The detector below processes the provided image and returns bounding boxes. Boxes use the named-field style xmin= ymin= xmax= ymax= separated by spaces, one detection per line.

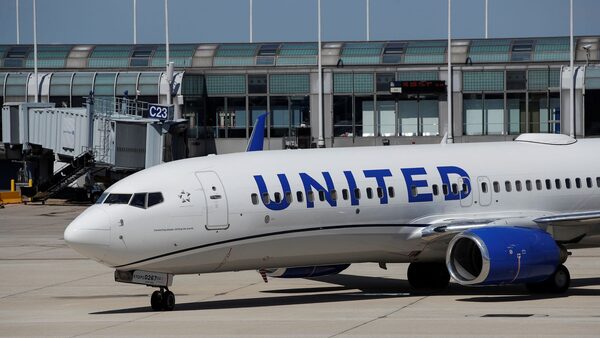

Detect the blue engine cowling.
xmin=264 ymin=264 xmax=350 ymax=278
xmin=446 ymin=227 xmax=560 ymax=286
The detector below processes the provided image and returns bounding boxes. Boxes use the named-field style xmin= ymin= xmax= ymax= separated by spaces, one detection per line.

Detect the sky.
xmin=0 ymin=0 xmax=599 ymax=45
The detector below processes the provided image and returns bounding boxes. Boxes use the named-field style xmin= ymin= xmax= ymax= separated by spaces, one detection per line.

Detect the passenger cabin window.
xmin=596 ymin=177 xmax=600 ymax=188
xmin=505 ymin=181 xmax=512 ymax=192
xmin=493 ymin=181 xmax=500 ymax=193
xmin=442 ymin=184 xmax=449 ymax=196
xmin=354 ymin=188 xmax=361 ymax=200
xmin=274 ymin=192 xmax=282 ymax=203
xmin=285 ymin=192 xmax=293 ymax=204
xmin=432 ymin=184 xmax=439 ymax=196
xmin=587 ymin=177 xmax=593 ymax=188
xmin=331 ymin=190 xmax=338 ymax=201
xmin=462 ymin=184 xmax=468 ymax=194
xmin=565 ymin=178 xmax=572 ymax=189
xmin=251 ymin=193 xmax=259 ymax=205
xmin=535 ymin=179 xmax=542 ymax=190
xmin=575 ymin=178 xmax=582 ymax=189
xmin=296 ymin=191 xmax=304 ymax=203
xmin=262 ymin=192 xmax=270 ymax=204
xmin=130 ymin=193 xmax=146 ymax=208
xmin=481 ymin=182 xmax=488 ymax=194
xmin=342 ymin=189 xmax=349 ymax=200
xmin=525 ymin=180 xmax=532 ymax=191
xmin=411 ymin=186 xmax=418 ymax=197
xmin=366 ymin=187 xmax=373 ymax=199
xmin=377 ymin=187 xmax=384 ymax=199
xmin=545 ymin=179 xmax=552 ymax=190
xmin=388 ymin=187 xmax=395 ymax=198
xmin=555 ymin=179 xmax=562 ymax=190
xmin=515 ymin=180 xmax=522 ymax=192
xmin=104 ymin=193 xmax=132 ymax=204
xmin=307 ymin=191 xmax=315 ymax=202
xmin=147 ymin=192 xmax=164 ymax=207
xmin=318 ymin=190 xmax=325 ymax=202
xmin=451 ymin=184 xmax=459 ymax=195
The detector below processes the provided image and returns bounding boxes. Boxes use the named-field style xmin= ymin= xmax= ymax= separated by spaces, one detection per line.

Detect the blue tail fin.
xmin=246 ymin=113 xmax=267 ymax=152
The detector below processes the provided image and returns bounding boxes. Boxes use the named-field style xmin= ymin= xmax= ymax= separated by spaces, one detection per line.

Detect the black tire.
xmin=150 ymin=290 xmax=163 ymax=311
xmin=526 ymin=265 xmax=570 ymax=294
xmin=408 ymin=262 xmax=450 ymax=290
xmin=162 ymin=291 xmax=175 ymax=311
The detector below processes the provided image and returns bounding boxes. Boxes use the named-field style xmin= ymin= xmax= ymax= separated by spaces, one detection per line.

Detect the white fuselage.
xmin=64 ymin=137 xmax=600 ymax=275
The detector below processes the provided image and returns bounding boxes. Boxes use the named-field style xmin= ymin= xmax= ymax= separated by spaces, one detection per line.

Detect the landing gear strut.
xmin=526 ymin=264 xmax=571 ymax=294
xmin=407 ymin=262 xmax=450 ymax=290
xmin=151 ymin=288 xmax=175 ymax=311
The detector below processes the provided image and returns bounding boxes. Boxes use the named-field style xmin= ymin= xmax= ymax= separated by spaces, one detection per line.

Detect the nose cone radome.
xmin=64 ymin=207 xmax=111 ymax=262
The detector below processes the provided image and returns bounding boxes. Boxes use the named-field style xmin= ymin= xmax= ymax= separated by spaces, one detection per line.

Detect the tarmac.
xmin=1 ymin=201 xmax=600 ymax=337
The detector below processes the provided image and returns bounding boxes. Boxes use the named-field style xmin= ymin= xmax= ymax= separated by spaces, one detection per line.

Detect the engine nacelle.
xmin=446 ymin=227 xmax=560 ymax=286
xmin=264 ymin=264 xmax=350 ymax=278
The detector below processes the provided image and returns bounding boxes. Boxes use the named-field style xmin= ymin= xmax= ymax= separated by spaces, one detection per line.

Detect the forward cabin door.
xmin=195 ymin=171 xmax=229 ymax=230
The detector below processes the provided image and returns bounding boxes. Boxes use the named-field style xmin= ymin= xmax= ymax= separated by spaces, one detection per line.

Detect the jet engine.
xmin=263 ymin=264 xmax=350 ymax=278
xmin=446 ymin=227 xmax=560 ymax=286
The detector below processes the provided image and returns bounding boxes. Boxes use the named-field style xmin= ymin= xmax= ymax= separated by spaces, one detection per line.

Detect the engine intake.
xmin=446 ymin=227 xmax=560 ymax=286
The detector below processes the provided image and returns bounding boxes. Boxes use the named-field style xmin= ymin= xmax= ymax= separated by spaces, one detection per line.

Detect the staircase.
xmin=21 ymin=151 xmax=95 ymax=202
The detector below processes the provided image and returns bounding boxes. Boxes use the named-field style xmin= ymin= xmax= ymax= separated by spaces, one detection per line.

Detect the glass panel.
xmin=333 ymin=96 xmax=353 ymax=137
xmin=248 ymin=75 xmax=267 ymax=94
xmin=421 ymin=98 xmax=439 ymax=136
xmin=270 ymin=96 xmax=289 ymax=138
xmin=508 ymin=93 xmax=526 ymax=134
xmin=376 ymin=73 xmax=394 ymax=92
xmin=227 ymin=97 xmax=247 ymax=138
xmin=377 ymin=98 xmax=395 ymax=137
xmin=333 ymin=73 xmax=353 ymax=93
xmin=270 ymin=74 xmax=309 ymax=94
xmin=209 ymin=97 xmax=226 ymax=138
xmin=357 ymin=97 xmax=374 ymax=137
xmin=50 ymin=73 xmax=73 ymax=96
xmin=463 ymin=72 xmax=504 ymax=92
xmin=147 ymin=192 xmax=164 ymax=207
xmin=291 ymin=96 xmax=310 ymax=127
xmin=138 ymin=73 xmax=161 ymax=96
xmin=207 ymin=75 xmax=246 ymax=95
xmin=549 ymin=93 xmax=560 ymax=134
xmin=105 ymin=193 xmax=132 ymax=204
xmin=249 ymin=96 xmax=267 ymax=136
xmin=399 ymin=100 xmax=418 ymax=136
xmin=116 ymin=73 xmax=138 ymax=97
xmin=464 ymin=93 xmax=483 ymax=135
xmin=72 ymin=72 xmax=95 ymax=96
xmin=506 ymin=71 xmax=526 ymax=90
xmin=397 ymin=71 xmax=438 ymax=81
xmin=94 ymin=73 xmax=116 ymax=96
xmin=5 ymin=73 xmax=28 ymax=98
xmin=485 ymin=94 xmax=504 ymax=135
xmin=353 ymin=73 xmax=374 ymax=93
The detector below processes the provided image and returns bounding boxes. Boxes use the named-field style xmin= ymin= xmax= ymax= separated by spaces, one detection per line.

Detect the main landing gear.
xmin=151 ymin=288 xmax=175 ymax=311
xmin=407 ymin=262 xmax=450 ymax=290
xmin=526 ymin=264 xmax=571 ymax=294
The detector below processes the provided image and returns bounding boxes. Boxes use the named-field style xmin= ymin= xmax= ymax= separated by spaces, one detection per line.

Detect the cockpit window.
xmin=147 ymin=192 xmax=164 ymax=207
xmin=130 ymin=193 xmax=147 ymax=208
xmin=104 ymin=193 xmax=132 ymax=204
xmin=95 ymin=192 xmax=109 ymax=204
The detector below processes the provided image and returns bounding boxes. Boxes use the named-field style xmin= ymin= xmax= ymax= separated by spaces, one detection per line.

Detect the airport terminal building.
xmin=1 ymin=36 xmax=600 ymax=160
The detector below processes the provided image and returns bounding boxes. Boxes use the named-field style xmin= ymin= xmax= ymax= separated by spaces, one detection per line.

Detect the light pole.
xmin=16 ymin=0 xmax=20 ymax=44
xmin=133 ymin=0 xmax=137 ymax=44
xmin=366 ymin=0 xmax=370 ymax=41
xmin=447 ymin=0 xmax=453 ymax=143
xmin=569 ymin=0 xmax=575 ymax=138
xmin=33 ymin=0 xmax=38 ymax=103
xmin=250 ymin=0 xmax=253 ymax=43
xmin=317 ymin=0 xmax=324 ymax=147
xmin=485 ymin=0 xmax=488 ymax=39
xmin=164 ymin=0 xmax=172 ymax=107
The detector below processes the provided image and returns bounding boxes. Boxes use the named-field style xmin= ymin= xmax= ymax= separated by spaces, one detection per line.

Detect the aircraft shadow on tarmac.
xmin=90 ymin=274 xmax=600 ymax=314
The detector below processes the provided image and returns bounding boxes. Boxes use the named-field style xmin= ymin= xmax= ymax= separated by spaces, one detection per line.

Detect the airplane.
xmin=64 ymin=113 xmax=600 ymax=311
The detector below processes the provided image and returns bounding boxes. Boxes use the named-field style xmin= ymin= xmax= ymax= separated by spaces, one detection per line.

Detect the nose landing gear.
xmin=151 ymin=288 xmax=176 ymax=311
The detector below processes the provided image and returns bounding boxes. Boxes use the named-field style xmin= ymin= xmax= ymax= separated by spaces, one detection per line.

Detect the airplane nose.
xmin=64 ymin=207 xmax=111 ymax=262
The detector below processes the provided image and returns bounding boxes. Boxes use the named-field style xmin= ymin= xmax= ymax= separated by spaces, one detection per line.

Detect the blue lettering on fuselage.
xmin=253 ymin=166 xmax=471 ymax=210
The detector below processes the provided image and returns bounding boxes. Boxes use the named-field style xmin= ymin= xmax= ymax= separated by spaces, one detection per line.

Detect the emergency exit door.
xmin=195 ymin=171 xmax=229 ymax=230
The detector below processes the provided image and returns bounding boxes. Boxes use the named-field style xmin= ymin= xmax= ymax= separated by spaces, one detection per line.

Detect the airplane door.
xmin=478 ymin=176 xmax=492 ymax=206
xmin=459 ymin=177 xmax=473 ymax=207
xmin=195 ymin=171 xmax=229 ymax=230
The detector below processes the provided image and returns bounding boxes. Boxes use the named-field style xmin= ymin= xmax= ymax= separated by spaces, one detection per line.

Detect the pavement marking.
xmin=328 ymin=295 xmax=428 ymax=338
